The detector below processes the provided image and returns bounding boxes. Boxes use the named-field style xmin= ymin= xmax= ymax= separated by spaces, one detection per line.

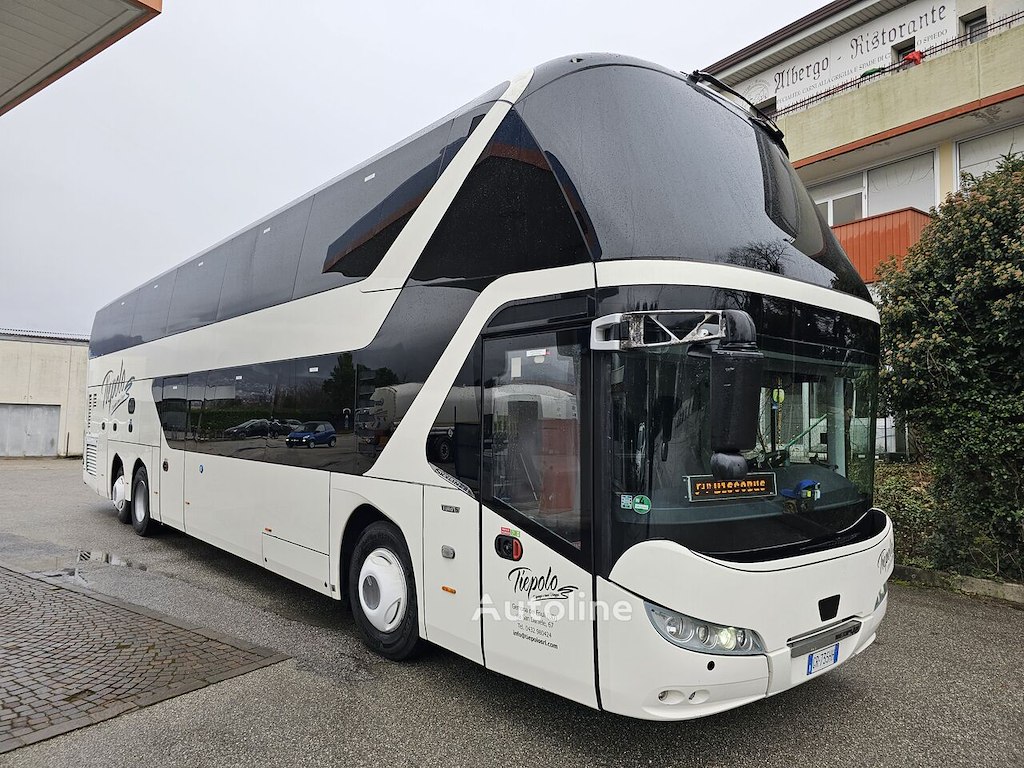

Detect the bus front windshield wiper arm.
xmin=686 ymin=70 xmax=787 ymax=150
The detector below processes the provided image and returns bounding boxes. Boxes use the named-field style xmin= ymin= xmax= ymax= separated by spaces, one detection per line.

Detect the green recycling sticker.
xmin=632 ymin=495 xmax=652 ymax=515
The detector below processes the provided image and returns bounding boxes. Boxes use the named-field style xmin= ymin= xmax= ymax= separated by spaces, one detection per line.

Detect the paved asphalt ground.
xmin=0 ymin=458 xmax=1021 ymax=767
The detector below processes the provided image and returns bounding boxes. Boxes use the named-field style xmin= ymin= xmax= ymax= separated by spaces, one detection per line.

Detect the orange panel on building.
xmin=832 ymin=208 xmax=931 ymax=284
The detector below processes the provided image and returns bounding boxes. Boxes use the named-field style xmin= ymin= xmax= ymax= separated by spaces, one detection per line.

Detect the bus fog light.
xmin=645 ymin=603 xmax=764 ymax=656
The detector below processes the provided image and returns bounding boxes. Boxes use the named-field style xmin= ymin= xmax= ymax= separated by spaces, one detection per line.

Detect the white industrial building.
xmin=0 ymin=329 xmax=89 ymax=457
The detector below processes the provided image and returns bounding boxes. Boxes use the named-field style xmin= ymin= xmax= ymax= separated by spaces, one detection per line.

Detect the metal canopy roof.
xmin=0 ymin=0 xmax=161 ymax=117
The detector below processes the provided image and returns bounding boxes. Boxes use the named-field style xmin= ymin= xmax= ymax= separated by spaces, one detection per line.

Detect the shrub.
xmin=874 ymin=462 xmax=936 ymax=570
xmin=877 ymin=154 xmax=1024 ymax=581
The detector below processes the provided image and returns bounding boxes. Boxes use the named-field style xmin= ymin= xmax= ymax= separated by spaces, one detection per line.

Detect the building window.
xmin=810 ymin=153 xmax=936 ymax=225
xmin=808 ymin=173 xmax=864 ymax=226
xmin=866 ymin=153 xmax=935 ymax=216
xmin=963 ymin=11 xmax=988 ymax=42
xmin=892 ymin=39 xmax=916 ymax=66
xmin=831 ymin=193 xmax=864 ymax=225
xmin=959 ymin=124 xmax=1024 ymax=181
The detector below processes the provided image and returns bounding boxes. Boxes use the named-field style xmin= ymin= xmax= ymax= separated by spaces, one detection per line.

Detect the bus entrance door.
xmin=479 ymin=330 xmax=597 ymax=709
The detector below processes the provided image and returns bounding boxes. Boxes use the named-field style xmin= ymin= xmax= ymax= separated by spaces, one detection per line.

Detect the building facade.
xmin=707 ymin=0 xmax=1024 ymax=286
xmin=0 ymin=329 xmax=89 ymax=457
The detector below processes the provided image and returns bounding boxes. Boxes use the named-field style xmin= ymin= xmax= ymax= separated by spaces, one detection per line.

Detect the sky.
xmin=0 ymin=0 xmax=826 ymax=335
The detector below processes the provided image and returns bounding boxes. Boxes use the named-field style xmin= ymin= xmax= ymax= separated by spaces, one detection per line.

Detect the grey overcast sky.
xmin=0 ymin=0 xmax=824 ymax=335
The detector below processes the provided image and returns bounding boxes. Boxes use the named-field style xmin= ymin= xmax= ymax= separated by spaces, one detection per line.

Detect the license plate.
xmin=806 ymin=643 xmax=840 ymax=676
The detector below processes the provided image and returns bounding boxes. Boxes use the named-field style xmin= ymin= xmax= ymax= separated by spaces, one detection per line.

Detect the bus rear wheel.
xmin=348 ymin=521 xmax=421 ymax=660
xmin=112 ymin=465 xmax=131 ymax=524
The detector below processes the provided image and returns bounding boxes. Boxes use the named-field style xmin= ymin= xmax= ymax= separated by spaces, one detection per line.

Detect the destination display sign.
xmin=687 ymin=473 xmax=777 ymax=502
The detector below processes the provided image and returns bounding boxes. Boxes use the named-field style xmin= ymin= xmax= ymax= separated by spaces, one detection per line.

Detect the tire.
xmin=112 ymin=465 xmax=131 ymax=523
xmin=307 ymin=440 xmax=315 ymax=449
xmin=436 ymin=435 xmax=453 ymax=464
xmin=130 ymin=466 xmax=156 ymax=537
xmin=328 ymin=437 xmax=337 ymax=448
xmin=348 ymin=521 xmax=421 ymax=660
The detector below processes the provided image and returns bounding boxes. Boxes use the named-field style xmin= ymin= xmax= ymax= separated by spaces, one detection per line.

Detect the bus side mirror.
xmin=710 ymin=311 xmax=764 ymax=480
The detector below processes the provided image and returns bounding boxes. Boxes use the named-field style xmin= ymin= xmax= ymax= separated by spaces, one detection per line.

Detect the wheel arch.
xmin=110 ymin=454 xmax=124 ymax=494
xmin=340 ymin=504 xmax=407 ymax=597
xmin=131 ymin=457 xmax=147 ymax=484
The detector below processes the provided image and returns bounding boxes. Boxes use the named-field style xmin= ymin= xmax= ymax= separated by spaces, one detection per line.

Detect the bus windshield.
xmin=518 ymin=63 xmax=870 ymax=301
xmin=602 ymin=337 xmax=878 ymax=565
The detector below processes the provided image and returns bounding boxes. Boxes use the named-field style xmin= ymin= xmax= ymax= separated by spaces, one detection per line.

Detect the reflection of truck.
xmin=358 ymin=383 xmax=480 ymax=462
xmin=488 ymin=384 xmax=577 ymax=420
xmin=357 ymin=381 xmax=577 ymax=463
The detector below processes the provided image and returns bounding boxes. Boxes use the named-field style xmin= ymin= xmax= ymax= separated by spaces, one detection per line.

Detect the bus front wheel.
xmin=348 ymin=522 xmax=421 ymax=661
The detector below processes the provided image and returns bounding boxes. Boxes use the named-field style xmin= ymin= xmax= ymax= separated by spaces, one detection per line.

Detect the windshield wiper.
xmin=686 ymin=70 xmax=787 ymax=151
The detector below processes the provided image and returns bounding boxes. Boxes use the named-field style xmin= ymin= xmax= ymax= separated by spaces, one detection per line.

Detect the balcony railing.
xmin=772 ymin=11 xmax=1024 ymax=118
xmin=833 ymin=207 xmax=932 ymax=283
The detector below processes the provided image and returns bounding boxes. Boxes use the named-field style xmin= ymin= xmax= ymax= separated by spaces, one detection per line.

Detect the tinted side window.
xmin=129 ymin=275 xmax=175 ymax=345
xmin=218 ymin=200 xmax=311 ymax=321
xmin=166 ymin=247 xmax=229 ymax=334
xmin=185 ymin=373 xmax=206 ymax=450
xmin=90 ymin=291 xmax=139 ymax=358
xmin=410 ymin=108 xmax=590 ymax=284
xmin=437 ymin=101 xmax=496 ymax=176
xmin=154 ymin=376 xmax=187 ymax=449
xmin=322 ymin=121 xmax=451 ymax=280
xmin=428 ymin=344 xmax=481 ymax=494
xmin=209 ymin=229 xmax=257 ymax=321
xmin=266 ymin=354 xmax=354 ymax=471
xmin=192 ymin=365 xmax=275 ymax=459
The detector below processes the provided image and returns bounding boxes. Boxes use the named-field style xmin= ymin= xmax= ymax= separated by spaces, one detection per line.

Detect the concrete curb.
xmin=893 ymin=564 xmax=1024 ymax=606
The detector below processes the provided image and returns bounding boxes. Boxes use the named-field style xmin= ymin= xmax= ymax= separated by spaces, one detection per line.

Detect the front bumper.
xmin=596 ymin=517 xmax=893 ymax=720
xmin=597 ymin=578 xmax=888 ymax=720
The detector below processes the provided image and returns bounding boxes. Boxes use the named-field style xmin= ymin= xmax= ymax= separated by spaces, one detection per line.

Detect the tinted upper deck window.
xmin=409 ymin=108 xmax=589 ymax=284
xmin=90 ymin=291 xmax=139 ymax=358
xmin=218 ymin=200 xmax=310 ymax=321
xmin=166 ymin=245 xmax=229 ymax=334
xmin=293 ymin=121 xmax=452 ymax=296
xmin=129 ymin=274 xmax=175 ymax=345
xmin=518 ymin=65 xmax=869 ymax=300
xmin=294 ymin=93 xmax=506 ymax=299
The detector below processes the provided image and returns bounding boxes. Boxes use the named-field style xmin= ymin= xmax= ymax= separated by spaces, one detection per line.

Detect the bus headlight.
xmin=645 ymin=602 xmax=765 ymax=655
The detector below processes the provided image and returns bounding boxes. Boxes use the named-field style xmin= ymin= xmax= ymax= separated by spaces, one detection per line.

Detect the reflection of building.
xmin=707 ymin=0 xmax=1024 ymax=288
xmin=0 ymin=329 xmax=88 ymax=456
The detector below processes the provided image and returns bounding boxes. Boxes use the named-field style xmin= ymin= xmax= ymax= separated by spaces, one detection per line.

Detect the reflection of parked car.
xmin=286 ymin=421 xmax=337 ymax=448
xmin=270 ymin=418 xmax=303 ymax=437
xmin=224 ymin=418 xmax=271 ymax=439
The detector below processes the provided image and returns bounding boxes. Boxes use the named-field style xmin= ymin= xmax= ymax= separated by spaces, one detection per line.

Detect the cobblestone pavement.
xmin=0 ymin=565 xmax=286 ymax=754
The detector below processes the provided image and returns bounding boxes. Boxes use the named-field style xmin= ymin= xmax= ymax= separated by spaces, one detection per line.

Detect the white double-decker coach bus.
xmin=84 ymin=55 xmax=893 ymax=720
